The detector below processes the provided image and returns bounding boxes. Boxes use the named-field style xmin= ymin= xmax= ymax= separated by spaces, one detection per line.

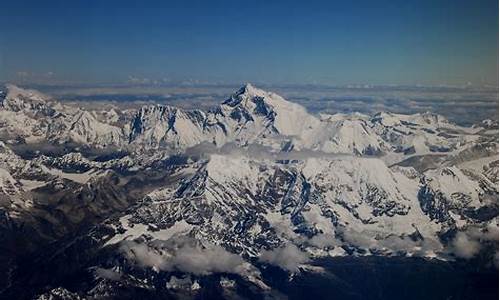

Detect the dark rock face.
xmin=364 ymin=184 xmax=409 ymax=217
xmin=418 ymin=184 xmax=451 ymax=222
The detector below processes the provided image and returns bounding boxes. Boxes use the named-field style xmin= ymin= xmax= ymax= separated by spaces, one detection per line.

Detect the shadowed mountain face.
xmin=0 ymin=84 xmax=497 ymax=299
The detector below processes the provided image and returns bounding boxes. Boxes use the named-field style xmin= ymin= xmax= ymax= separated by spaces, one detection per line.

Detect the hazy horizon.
xmin=2 ymin=80 xmax=495 ymax=127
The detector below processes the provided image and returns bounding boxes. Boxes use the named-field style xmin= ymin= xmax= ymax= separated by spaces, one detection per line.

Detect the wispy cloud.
xmin=184 ymin=141 xmax=356 ymax=161
xmin=259 ymin=243 xmax=310 ymax=272
xmin=119 ymin=237 xmax=253 ymax=276
xmin=449 ymin=224 xmax=499 ymax=263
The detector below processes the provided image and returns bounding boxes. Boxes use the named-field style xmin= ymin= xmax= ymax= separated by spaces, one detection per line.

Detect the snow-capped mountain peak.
xmin=1 ymin=84 xmax=55 ymax=116
xmin=221 ymin=83 xmax=320 ymax=137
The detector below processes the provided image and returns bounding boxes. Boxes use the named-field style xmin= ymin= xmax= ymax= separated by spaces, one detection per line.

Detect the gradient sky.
xmin=0 ymin=0 xmax=498 ymax=85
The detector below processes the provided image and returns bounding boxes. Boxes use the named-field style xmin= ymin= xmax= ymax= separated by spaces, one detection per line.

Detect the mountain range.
xmin=0 ymin=83 xmax=497 ymax=299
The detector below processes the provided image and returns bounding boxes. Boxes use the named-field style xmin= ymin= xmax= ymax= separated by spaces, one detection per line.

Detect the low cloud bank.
xmin=308 ymin=233 xmax=340 ymax=248
xmin=119 ymin=237 xmax=250 ymax=276
xmin=37 ymin=83 xmax=498 ymax=126
xmin=94 ymin=267 xmax=122 ymax=281
xmin=337 ymin=223 xmax=498 ymax=266
xmin=449 ymin=224 xmax=498 ymax=263
xmin=185 ymin=141 xmax=355 ymax=161
xmin=339 ymin=227 xmax=442 ymax=255
xmin=451 ymin=232 xmax=481 ymax=259
xmin=259 ymin=243 xmax=310 ymax=272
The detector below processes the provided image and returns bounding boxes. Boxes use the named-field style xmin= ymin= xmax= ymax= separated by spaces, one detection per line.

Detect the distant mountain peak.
xmin=224 ymin=83 xmax=300 ymax=112
xmin=4 ymin=84 xmax=51 ymax=103
xmin=1 ymin=84 xmax=55 ymax=116
xmin=242 ymin=82 xmax=256 ymax=92
xmin=223 ymin=83 xmax=266 ymax=107
xmin=238 ymin=82 xmax=259 ymax=94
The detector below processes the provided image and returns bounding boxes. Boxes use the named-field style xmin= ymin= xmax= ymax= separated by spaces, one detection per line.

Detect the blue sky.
xmin=0 ymin=0 xmax=498 ymax=85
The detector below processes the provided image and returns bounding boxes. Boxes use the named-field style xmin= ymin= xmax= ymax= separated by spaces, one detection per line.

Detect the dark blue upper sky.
xmin=0 ymin=0 xmax=497 ymax=85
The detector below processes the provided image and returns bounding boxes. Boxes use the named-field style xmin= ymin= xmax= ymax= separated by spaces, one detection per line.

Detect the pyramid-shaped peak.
xmin=224 ymin=83 xmax=309 ymax=112
xmin=242 ymin=82 xmax=256 ymax=92
xmin=235 ymin=83 xmax=267 ymax=97
xmin=243 ymin=82 xmax=254 ymax=89
xmin=223 ymin=83 xmax=266 ymax=107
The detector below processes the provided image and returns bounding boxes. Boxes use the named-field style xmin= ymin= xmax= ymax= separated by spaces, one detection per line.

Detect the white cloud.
xmin=449 ymin=224 xmax=499 ymax=260
xmin=259 ymin=243 xmax=310 ymax=272
xmin=308 ymin=233 xmax=339 ymax=248
xmin=94 ymin=267 xmax=122 ymax=281
xmin=450 ymin=231 xmax=481 ymax=259
xmin=339 ymin=227 xmax=443 ymax=256
xmin=119 ymin=237 xmax=251 ymax=276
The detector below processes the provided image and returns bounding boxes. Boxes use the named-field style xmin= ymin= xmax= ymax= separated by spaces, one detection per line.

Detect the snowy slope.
xmin=101 ymin=151 xmax=495 ymax=262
